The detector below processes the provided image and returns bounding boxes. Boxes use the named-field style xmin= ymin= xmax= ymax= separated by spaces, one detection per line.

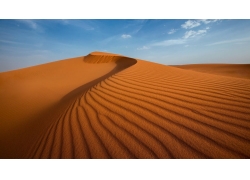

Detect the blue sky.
xmin=0 ymin=19 xmax=250 ymax=72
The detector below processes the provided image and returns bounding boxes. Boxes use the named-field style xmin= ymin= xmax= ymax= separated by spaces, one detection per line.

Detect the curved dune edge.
xmin=0 ymin=52 xmax=137 ymax=158
xmin=25 ymin=53 xmax=137 ymax=158
xmin=60 ymin=53 xmax=137 ymax=102
xmin=83 ymin=51 xmax=136 ymax=64
xmin=25 ymin=57 xmax=250 ymax=158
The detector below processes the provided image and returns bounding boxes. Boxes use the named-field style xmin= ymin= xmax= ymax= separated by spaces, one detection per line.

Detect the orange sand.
xmin=0 ymin=52 xmax=250 ymax=158
xmin=173 ymin=64 xmax=250 ymax=79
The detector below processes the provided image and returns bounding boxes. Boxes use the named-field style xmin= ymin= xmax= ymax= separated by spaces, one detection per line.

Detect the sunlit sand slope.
xmin=25 ymin=58 xmax=250 ymax=158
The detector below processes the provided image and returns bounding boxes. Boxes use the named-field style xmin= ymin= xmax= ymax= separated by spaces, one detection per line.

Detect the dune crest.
xmin=1 ymin=52 xmax=250 ymax=158
xmin=84 ymin=51 xmax=137 ymax=65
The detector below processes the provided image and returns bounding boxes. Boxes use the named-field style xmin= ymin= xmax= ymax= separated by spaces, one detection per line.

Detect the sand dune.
xmin=0 ymin=52 xmax=250 ymax=158
xmin=173 ymin=64 xmax=250 ymax=79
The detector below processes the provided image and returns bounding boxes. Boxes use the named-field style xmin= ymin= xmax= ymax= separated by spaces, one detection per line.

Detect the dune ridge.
xmin=1 ymin=52 xmax=250 ymax=158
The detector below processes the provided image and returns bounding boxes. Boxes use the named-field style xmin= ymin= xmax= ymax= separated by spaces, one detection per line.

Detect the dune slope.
xmin=0 ymin=52 xmax=136 ymax=158
xmin=1 ymin=52 xmax=250 ymax=158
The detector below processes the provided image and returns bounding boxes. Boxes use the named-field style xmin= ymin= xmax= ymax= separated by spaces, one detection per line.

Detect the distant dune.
xmin=173 ymin=64 xmax=250 ymax=79
xmin=0 ymin=52 xmax=250 ymax=158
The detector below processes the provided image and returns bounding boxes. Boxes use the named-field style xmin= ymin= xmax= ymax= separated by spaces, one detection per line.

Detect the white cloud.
xmin=206 ymin=27 xmax=210 ymax=30
xmin=121 ymin=34 xmax=131 ymax=39
xmin=183 ymin=30 xmax=196 ymax=39
xmin=200 ymin=19 xmax=219 ymax=24
xmin=181 ymin=20 xmax=201 ymax=29
xmin=200 ymin=19 xmax=211 ymax=24
xmin=197 ymin=30 xmax=207 ymax=34
xmin=137 ymin=46 xmax=150 ymax=50
xmin=183 ymin=29 xmax=207 ymax=39
xmin=152 ymin=39 xmax=186 ymax=46
xmin=168 ymin=29 xmax=177 ymax=34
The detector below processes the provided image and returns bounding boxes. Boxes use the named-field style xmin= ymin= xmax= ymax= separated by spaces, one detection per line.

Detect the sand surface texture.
xmin=0 ymin=52 xmax=250 ymax=158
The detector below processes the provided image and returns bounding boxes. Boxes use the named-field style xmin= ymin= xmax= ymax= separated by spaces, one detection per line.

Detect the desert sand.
xmin=0 ymin=52 xmax=250 ymax=158
xmin=173 ymin=64 xmax=250 ymax=79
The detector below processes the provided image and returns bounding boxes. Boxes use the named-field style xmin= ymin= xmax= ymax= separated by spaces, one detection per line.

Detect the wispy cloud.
xmin=183 ymin=29 xmax=207 ymax=39
xmin=168 ymin=29 xmax=177 ymax=34
xmin=75 ymin=21 xmax=96 ymax=31
xmin=100 ymin=35 xmax=119 ymax=45
xmin=137 ymin=46 xmax=150 ymax=50
xmin=181 ymin=19 xmax=219 ymax=29
xmin=17 ymin=20 xmax=38 ymax=29
xmin=200 ymin=19 xmax=219 ymax=24
xmin=59 ymin=20 xmax=96 ymax=31
xmin=60 ymin=19 xmax=69 ymax=25
xmin=0 ymin=39 xmax=26 ymax=45
xmin=207 ymin=37 xmax=250 ymax=46
xmin=123 ymin=20 xmax=147 ymax=35
xmin=181 ymin=20 xmax=201 ymax=29
xmin=151 ymin=39 xmax=186 ymax=46
xmin=131 ymin=24 xmax=144 ymax=34
xmin=0 ymin=45 xmax=50 ymax=54
xmin=183 ymin=31 xmax=195 ymax=39
xmin=121 ymin=34 xmax=131 ymax=39
xmin=49 ymin=41 xmax=73 ymax=47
